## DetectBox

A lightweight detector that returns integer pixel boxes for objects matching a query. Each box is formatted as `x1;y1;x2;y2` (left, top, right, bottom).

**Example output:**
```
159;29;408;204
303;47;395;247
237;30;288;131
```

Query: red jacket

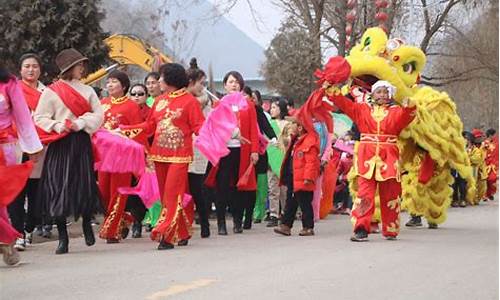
101;96;147;145
206;99;260;191
101;96;144;129
280;132;320;192
121;89;205;163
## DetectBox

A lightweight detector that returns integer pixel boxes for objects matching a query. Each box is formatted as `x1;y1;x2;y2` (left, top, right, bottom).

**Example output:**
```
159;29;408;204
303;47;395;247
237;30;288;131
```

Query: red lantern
346;10;357;22
345;24;353;35
375;12;388;22
375;0;389;8
347;0;357;9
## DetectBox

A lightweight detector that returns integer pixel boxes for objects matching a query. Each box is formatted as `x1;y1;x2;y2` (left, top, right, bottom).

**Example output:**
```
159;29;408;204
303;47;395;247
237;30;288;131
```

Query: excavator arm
83;34;172;85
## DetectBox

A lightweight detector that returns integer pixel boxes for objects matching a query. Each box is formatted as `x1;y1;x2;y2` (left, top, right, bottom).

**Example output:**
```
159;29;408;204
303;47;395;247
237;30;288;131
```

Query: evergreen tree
0;0;109;82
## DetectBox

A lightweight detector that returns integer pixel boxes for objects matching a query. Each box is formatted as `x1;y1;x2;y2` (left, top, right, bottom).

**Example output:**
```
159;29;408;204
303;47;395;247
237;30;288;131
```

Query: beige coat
34;79;103;135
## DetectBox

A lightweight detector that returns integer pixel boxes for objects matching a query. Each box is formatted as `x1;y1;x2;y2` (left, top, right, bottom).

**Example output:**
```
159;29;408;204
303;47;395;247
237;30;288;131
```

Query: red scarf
37;81;92;144
20;81;41;111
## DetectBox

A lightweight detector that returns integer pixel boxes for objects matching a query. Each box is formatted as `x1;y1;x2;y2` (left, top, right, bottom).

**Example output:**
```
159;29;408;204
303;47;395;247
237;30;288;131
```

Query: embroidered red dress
122;89;205;244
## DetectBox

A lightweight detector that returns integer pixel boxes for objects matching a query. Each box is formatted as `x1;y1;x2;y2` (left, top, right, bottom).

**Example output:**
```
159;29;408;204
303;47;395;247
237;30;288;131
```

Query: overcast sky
207;0;285;48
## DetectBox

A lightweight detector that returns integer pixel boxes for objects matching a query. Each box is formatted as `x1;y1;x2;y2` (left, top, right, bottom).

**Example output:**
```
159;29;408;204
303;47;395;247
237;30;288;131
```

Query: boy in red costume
274;117;320;236
327;80;416;241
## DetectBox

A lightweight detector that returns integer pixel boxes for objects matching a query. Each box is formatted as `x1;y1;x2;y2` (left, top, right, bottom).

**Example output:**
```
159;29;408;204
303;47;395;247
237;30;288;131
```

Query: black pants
282;191;314;229
215;147;240;224
8;178;42;234
453;174;467;202
126;195;147;223
189;173;210;228
124;177;147;223
242;191;256;225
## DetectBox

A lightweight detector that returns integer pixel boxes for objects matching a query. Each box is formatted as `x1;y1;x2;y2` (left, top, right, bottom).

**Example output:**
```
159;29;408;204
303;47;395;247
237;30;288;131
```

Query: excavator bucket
83;34;172;85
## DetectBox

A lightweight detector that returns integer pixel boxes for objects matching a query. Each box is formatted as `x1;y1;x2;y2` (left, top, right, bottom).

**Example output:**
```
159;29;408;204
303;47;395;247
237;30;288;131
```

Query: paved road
1;201;498;300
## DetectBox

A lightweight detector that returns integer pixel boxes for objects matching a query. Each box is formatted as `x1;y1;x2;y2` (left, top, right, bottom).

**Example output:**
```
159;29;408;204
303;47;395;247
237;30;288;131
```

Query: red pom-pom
315;56;351;85
375;12;388;22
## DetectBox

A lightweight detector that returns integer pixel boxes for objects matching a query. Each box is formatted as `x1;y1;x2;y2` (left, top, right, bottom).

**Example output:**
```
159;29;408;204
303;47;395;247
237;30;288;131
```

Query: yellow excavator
83;34;172;85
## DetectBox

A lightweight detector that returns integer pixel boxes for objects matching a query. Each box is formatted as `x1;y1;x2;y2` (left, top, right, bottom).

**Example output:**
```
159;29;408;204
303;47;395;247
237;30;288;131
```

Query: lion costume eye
362;37;371;51
364;37;371;47
402;62;416;74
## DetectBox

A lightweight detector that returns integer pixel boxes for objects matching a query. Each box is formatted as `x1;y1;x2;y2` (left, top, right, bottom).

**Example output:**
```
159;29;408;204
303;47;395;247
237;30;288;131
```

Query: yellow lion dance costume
345;27;476;228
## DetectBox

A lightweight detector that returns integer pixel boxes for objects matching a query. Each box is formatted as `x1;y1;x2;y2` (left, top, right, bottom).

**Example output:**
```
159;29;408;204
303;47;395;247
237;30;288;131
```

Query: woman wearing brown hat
33;48;104;254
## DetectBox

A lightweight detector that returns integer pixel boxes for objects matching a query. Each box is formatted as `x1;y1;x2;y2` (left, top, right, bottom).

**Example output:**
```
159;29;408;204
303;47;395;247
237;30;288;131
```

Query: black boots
200;224;210;238
132;221;142;238
233;219;243;234
55;216;96;254
243;218;252;230
55;219;69;255
82;217;95;246
157;240;174;250
178;239;189;246
217;221;227;235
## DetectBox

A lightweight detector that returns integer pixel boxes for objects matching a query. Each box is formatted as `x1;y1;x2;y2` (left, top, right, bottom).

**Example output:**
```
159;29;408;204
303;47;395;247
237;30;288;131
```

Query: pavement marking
146;279;217;299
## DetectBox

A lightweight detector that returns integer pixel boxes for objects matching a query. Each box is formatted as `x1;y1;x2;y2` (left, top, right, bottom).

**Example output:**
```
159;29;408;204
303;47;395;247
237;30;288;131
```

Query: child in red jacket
274;118;320;236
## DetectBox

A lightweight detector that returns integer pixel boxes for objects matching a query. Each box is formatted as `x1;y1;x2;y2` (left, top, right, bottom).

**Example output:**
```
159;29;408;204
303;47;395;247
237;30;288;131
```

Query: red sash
38;81;92;144
20;81;41;111
0;152;33;206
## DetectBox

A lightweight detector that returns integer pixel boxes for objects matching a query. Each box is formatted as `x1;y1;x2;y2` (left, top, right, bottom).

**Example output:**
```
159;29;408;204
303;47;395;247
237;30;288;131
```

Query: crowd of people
0;48;497;266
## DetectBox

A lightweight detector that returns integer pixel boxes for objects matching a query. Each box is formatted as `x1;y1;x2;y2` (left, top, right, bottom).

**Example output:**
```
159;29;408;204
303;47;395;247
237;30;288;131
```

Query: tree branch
423;65;493;81
421;75;498;87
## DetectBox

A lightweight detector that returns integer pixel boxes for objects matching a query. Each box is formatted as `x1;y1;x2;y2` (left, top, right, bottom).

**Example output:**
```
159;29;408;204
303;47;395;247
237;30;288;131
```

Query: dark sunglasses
130;92;146;97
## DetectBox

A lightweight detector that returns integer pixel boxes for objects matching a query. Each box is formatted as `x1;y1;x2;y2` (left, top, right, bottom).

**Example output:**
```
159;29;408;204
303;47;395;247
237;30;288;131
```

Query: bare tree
427;1;498;128
100;0;167;50
322;0;404;56
418;0;464;53
261;18;319;104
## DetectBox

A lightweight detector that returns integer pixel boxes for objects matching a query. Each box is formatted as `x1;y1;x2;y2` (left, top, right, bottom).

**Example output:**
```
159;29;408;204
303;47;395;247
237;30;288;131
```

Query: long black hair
273;99;289;120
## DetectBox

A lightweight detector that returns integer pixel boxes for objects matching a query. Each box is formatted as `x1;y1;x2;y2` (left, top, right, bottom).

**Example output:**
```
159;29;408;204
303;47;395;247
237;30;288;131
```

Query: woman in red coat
98;70;145;243
274;117;320;236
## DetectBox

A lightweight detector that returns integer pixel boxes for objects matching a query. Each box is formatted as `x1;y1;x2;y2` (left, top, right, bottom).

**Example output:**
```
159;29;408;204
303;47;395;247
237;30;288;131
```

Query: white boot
14;238;26;251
